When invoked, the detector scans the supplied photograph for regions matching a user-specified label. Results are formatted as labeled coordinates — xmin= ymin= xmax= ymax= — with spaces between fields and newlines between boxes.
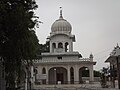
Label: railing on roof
xmin=33 ymin=58 xmax=91 ymax=63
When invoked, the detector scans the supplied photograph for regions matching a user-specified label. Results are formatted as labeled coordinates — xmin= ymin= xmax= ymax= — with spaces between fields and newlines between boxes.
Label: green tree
xmin=81 ymin=69 xmax=101 ymax=77
xmin=0 ymin=0 xmax=39 ymax=89
xmin=37 ymin=41 xmax=50 ymax=55
xmin=100 ymin=67 xmax=109 ymax=88
xmin=94 ymin=70 xmax=101 ymax=77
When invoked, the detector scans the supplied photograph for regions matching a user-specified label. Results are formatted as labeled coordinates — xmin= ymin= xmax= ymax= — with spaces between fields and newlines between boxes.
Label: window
xmin=57 ymin=57 xmax=62 ymax=60
xmin=58 ymin=42 xmax=63 ymax=48
xmin=42 ymin=68 xmax=46 ymax=74
xmin=65 ymin=42 xmax=69 ymax=52
xmin=52 ymin=43 xmax=56 ymax=48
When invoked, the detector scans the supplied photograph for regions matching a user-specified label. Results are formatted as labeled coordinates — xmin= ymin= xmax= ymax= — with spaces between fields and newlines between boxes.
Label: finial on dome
xmin=59 ymin=7 xmax=63 ymax=19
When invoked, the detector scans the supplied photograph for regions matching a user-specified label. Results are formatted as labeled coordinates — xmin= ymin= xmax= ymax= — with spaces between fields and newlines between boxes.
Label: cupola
xmin=51 ymin=7 xmax=72 ymax=35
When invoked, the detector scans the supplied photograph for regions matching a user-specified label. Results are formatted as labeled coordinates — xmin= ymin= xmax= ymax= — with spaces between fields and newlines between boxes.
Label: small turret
xmin=89 ymin=53 xmax=93 ymax=61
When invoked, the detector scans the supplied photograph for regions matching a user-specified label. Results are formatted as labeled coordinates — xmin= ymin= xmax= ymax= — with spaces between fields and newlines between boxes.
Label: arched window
xmin=52 ymin=43 xmax=56 ymax=48
xmin=52 ymin=43 xmax=56 ymax=52
xmin=58 ymin=42 xmax=63 ymax=48
xmin=65 ymin=42 xmax=69 ymax=52
xmin=42 ymin=68 xmax=46 ymax=74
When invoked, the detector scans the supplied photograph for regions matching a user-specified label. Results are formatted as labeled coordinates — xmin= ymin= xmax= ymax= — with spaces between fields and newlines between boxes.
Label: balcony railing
xmin=33 ymin=58 xmax=91 ymax=64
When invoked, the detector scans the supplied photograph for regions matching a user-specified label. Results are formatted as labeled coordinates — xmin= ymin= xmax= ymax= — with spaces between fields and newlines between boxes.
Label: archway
xmin=52 ymin=43 xmax=56 ymax=52
xmin=70 ymin=67 xmax=74 ymax=84
xmin=65 ymin=42 xmax=69 ymax=52
xmin=48 ymin=67 xmax=67 ymax=84
xmin=79 ymin=67 xmax=89 ymax=83
xmin=58 ymin=42 xmax=63 ymax=48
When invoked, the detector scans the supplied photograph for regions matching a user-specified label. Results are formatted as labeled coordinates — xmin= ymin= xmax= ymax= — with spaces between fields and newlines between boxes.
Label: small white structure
xmin=33 ymin=9 xmax=96 ymax=85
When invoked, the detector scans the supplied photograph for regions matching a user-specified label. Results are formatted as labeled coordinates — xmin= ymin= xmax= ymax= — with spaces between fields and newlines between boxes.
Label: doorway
xmin=48 ymin=67 xmax=67 ymax=84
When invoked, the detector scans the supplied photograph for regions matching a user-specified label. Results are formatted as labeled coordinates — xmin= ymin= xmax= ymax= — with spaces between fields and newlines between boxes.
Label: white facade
xmin=33 ymin=10 xmax=96 ymax=86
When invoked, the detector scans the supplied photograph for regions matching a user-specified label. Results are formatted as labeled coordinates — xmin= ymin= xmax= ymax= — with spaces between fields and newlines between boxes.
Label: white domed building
xmin=33 ymin=9 xmax=96 ymax=87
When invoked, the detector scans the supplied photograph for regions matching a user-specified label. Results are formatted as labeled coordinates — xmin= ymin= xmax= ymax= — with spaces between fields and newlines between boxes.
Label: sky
xmin=34 ymin=0 xmax=120 ymax=70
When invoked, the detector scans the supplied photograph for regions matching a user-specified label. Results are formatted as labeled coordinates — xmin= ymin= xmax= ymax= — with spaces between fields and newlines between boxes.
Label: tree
xmin=100 ymin=67 xmax=109 ymax=88
xmin=37 ymin=41 xmax=50 ymax=55
xmin=81 ymin=69 xmax=101 ymax=77
xmin=94 ymin=70 xmax=101 ymax=77
xmin=0 ymin=0 xmax=39 ymax=89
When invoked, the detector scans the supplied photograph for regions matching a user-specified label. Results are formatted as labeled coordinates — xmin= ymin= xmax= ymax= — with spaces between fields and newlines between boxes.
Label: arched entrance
xmin=70 ymin=67 xmax=74 ymax=84
xmin=48 ymin=67 xmax=67 ymax=84
xmin=79 ymin=67 xmax=89 ymax=83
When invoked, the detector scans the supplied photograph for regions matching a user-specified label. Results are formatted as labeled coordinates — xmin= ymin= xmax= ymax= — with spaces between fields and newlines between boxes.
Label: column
xmin=63 ymin=42 xmax=65 ymax=52
xmin=56 ymin=42 xmax=58 ymax=48
xmin=69 ymin=42 xmax=73 ymax=52
xmin=46 ymin=67 xmax=49 ymax=84
xmin=71 ymin=42 xmax=73 ymax=52
xmin=37 ymin=66 xmax=42 ymax=84
xmin=67 ymin=66 xmax=70 ymax=84
xmin=89 ymin=66 xmax=94 ymax=82
xmin=74 ymin=65 xmax=79 ymax=84
xmin=50 ymin=41 xmax=52 ymax=53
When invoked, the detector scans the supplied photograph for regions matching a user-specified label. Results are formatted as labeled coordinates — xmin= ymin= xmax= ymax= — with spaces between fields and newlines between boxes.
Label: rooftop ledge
xmin=33 ymin=58 xmax=96 ymax=65
xmin=41 ymin=51 xmax=80 ymax=55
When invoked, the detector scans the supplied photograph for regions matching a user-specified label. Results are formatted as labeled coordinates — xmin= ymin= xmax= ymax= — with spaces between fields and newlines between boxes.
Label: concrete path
xmin=33 ymin=82 xmax=120 ymax=90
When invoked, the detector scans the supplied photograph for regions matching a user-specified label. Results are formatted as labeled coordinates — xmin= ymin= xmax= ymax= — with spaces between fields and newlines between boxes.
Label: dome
xmin=51 ymin=9 xmax=72 ymax=34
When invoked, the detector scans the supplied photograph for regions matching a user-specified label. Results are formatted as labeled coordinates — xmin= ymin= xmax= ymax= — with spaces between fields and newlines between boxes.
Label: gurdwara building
xmin=33 ymin=10 xmax=96 ymax=86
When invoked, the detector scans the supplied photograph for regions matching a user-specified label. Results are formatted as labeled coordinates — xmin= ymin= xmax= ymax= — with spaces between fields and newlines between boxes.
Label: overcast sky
xmin=35 ymin=0 xmax=120 ymax=70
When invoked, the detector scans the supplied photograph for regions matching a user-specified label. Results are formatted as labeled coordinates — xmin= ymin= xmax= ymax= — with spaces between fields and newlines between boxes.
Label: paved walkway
xmin=33 ymin=82 xmax=119 ymax=90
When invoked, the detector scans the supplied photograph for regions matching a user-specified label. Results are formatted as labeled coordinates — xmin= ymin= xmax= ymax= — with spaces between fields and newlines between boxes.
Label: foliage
xmin=37 ymin=41 xmax=50 ymax=55
xmin=94 ymin=70 xmax=101 ymax=77
xmin=100 ymin=67 xmax=109 ymax=88
xmin=0 ymin=0 xmax=39 ymax=89
xmin=82 ymin=70 xmax=89 ymax=77
xmin=81 ymin=69 xmax=101 ymax=77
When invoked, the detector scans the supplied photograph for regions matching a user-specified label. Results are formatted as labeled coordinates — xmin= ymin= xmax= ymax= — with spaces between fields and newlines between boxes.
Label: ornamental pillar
xmin=67 ymin=66 xmax=70 ymax=84
xmin=56 ymin=42 xmax=58 ymax=48
xmin=74 ymin=65 xmax=79 ymax=84
xmin=69 ymin=42 xmax=73 ymax=52
xmin=89 ymin=66 xmax=94 ymax=82
xmin=50 ymin=41 xmax=52 ymax=53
